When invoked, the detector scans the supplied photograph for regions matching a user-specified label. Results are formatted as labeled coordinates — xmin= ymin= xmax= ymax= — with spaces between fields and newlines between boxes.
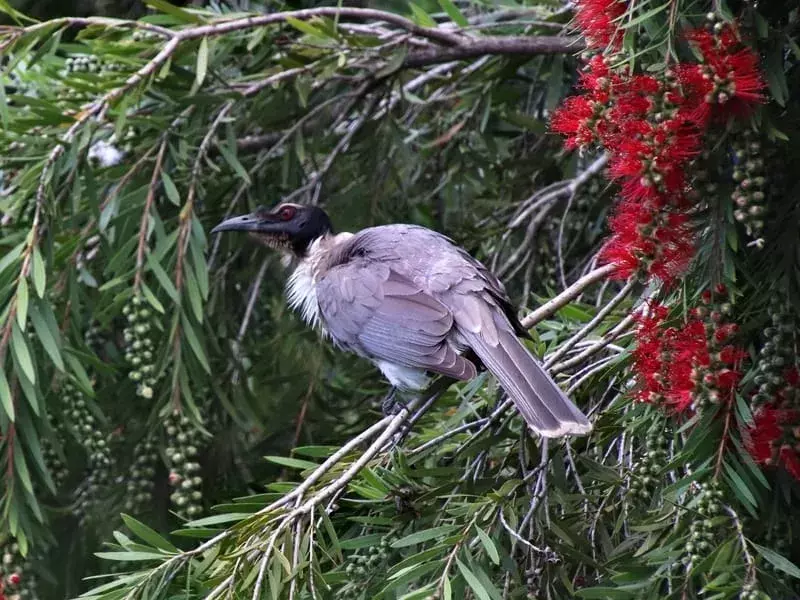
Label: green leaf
xmin=16 ymin=278 xmax=28 ymax=329
xmin=13 ymin=441 xmax=34 ymax=494
xmin=217 ymin=143 xmax=251 ymax=184
xmin=408 ymin=2 xmax=437 ymax=27
xmin=144 ymin=0 xmax=205 ymax=23
xmin=95 ymin=551 xmax=167 ymax=561
xmin=264 ymin=456 xmax=318 ymax=470
xmin=285 ymin=16 xmax=327 ymax=38
xmin=436 ymin=0 xmax=467 ymax=26
xmin=11 ymin=322 xmax=35 ymax=384
xmin=474 ymin=527 xmax=500 ymax=565
xmin=443 ymin=577 xmax=452 ymax=600
xmin=29 ymin=303 xmax=64 ymax=371
xmin=392 ymin=525 xmax=461 ymax=548
xmin=575 ymin=588 xmax=636 ymax=599
xmin=752 ymin=543 xmax=800 ymax=579
xmin=181 ymin=313 xmax=210 ymax=374
xmin=184 ymin=513 xmax=250 ymax=527
xmin=121 ymin=514 xmax=179 ymax=553
xmin=0 ymin=369 xmax=14 ymax=422
xmin=141 ymin=282 xmax=166 ymax=314
xmin=455 ymin=558 xmax=492 ymax=600
xmin=161 ymin=172 xmax=181 ymax=206
xmin=146 ymin=252 xmax=179 ymax=303
xmin=31 ymin=247 xmax=46 ymax=298
xmin=196 ymin=37 xmax=209 ymax=88
xmin=0 ymin=242 xmax=24 ymax=277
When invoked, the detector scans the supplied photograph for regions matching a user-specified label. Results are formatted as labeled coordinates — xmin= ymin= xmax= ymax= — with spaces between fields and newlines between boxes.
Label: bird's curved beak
xmin=211 ymin=213 xmax=278 ymax=234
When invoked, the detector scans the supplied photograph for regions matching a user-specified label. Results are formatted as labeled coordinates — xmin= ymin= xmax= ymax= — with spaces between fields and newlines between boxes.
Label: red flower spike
xmin=574 ymin=0 xmax=627 ymax=50
xmin=746 ymin=408 xmax=800 ymax=482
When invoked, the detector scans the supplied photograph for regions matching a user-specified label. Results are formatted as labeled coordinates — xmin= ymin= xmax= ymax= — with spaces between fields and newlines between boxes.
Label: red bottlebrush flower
xmin=550 ymin=95 xmax=601 ymax=150
xmin=574 ymin=0 xmax=627 ymax=50
xmin=631 ymin=303 xmax=672 ymax=403
xmin=680 ymin=24 xmax=766 ymax=124
xmin=746 ymin=407 xmax=800 ymax=481
xmin=599 ymin=197 xmax=695 ymax=283
xmin=6 ymin=574 xmax=20 ymax=586
xmin=780 ymin=445 xmax=800 ymax=481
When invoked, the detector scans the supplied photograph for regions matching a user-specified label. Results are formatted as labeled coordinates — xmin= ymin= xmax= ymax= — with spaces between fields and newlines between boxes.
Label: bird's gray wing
xmin=316 ymin=260 xmax=476 ymax=381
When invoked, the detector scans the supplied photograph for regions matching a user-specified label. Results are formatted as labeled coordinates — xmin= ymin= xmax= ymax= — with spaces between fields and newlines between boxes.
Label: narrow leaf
xmin=475 ymin=527 xmax=500 ymax=565
xmin=31 ymin=247 xmax=46 ymax=297
xmin=752 ymin=543 xmax=800 ymax=579
xmin=196 ymin=37 xmax=209 ymax=88
xmin=121 ymin=514 xmax=179 ymax=553
xmin=392 ymin=525 xmax=460 ymax=548
xmin=16 ymin=279 xmax=28 ymax=329
xmin=146 ymin=252 xmax=179 ymax=303
xmin=161 ymin=172 xmax=181 ymax=206
xmin=0 ymin=369 xmax=14 ymax=422
xmin=436 ymin=0 xmax=467 ymax=26
xmin=456 ymin=558 xmax=492 ymax=600
xmin=11 ymin=322 xmax=35 ymax=384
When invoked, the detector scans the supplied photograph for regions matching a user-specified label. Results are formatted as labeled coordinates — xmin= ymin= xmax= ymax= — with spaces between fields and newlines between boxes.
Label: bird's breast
xmin=286 ymin=262 xmax=323 ymax=330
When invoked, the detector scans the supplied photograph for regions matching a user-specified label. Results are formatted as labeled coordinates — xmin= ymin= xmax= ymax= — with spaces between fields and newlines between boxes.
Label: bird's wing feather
xmin=317 ymin=262 xmax=476 ymax=381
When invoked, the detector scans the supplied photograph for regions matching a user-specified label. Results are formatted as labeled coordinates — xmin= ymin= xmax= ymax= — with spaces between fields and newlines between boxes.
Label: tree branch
xmin=403 ymin=35 xmax=584 ymax=67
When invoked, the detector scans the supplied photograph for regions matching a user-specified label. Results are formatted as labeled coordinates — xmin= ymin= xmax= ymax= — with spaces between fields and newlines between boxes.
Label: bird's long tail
xmin=462 ymin=320 xmax=592 ymax=438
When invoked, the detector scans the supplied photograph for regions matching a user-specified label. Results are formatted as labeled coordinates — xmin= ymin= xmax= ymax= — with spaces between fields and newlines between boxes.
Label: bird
xmin=212 ymin=203 xmax=592 ymax=438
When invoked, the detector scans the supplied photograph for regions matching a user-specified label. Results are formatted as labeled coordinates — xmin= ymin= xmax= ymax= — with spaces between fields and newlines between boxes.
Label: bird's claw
xmin=381 ymin=387 xmax=407 ymax=416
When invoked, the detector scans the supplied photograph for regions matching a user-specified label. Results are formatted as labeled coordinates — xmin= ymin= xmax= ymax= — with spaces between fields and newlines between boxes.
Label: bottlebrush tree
xmin=0 ymin=0 xmax=798 ymax=599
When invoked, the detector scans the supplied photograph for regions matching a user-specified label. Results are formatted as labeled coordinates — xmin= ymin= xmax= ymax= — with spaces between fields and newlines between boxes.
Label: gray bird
xmin=212 ymin=203 xmax=591 ymax=438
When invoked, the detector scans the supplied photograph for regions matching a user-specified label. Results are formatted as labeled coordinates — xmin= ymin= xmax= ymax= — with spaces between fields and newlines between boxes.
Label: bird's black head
xmin=211 ymin=203 xmax=334 ymax=257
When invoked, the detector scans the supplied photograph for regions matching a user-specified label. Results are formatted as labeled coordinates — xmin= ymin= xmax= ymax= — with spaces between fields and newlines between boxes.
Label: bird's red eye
xmin=279 ymin=205 xmax=296 ymax=221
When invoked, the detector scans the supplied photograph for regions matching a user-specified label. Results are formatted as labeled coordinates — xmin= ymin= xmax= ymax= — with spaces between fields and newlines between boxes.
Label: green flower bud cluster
xmin=752 ymin=295 xmax=798 ymax=410
xmin=132 ymin=30 xmax=160 ymax=42
xmin=84 ymin=320 xmax=104 ymax=355
xmin=731 ymin=130 xmax=767 ymax=241
xmin=122 ymin=295 xmax=159 ymax=400
xmin=41 ymin=430 xmax=69 ymax=492
xmin=739 ymin=582 xmax=769 ymax=600
xmin=164 ymin=412 xmax=204 ymax=519
xmin=65 ymin=55 xmax=101 ymax=73
xmin=1 ymin=541 xmax=38 ymax=599
xmin=123 ymin=438 xmax=159 ymax=515
xmin=341 ymin=535 xmax=395 ymax=598
xmin=680 ymin=481 xmax=724 ymax=568
xmin=628 ymin=424 xmax=670 ymax=501
xmin=61 ymin=380 xmax=113 ymax=470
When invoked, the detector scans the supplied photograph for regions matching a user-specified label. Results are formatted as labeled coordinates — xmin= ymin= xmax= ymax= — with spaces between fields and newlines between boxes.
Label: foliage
xmin=0 ymin=0 xmax=797 ymax=599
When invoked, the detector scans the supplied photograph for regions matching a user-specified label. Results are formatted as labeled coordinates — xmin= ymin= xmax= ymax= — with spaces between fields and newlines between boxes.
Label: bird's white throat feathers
xmin=286 ymin=233 xmax=353 ymax=330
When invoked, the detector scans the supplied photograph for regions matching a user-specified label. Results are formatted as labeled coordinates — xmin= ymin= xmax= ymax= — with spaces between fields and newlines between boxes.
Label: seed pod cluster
xmin=731 ymin=130 xmax=767 ymax=241
xmin=0 ymin=541 xmax=37 ymax=600
xmin=752 ymin=295 xmax=798 ymax=410
xmin=84 ymin=320 xmax=104 ymax=355
xmin=132 ymin=30 xmax=160 ymax=42
xmin=122 ymin=295 xmax=159 ymax=401
xmin=61 ymin=380 xmax=112 ymax=470
xmin=628 ymin=423 xmax=669 ymax=501
xmin=738 ymin=583 xmax=769 ymax=600
xmin=680 ymin=481 xmax=723 ymax=568
xmin=65 ymin=55 xmax=100 ymax=73
xmin=689 ymin=284 xmax=742 ymax=411
xmin=341 ymin=534 xmax=395 ymax=597
xmin=123 ymin=438 xmax=159 ymax=515
xmin=164 ymin=412 xmax=204 ymax=519
xmin=41 ymin=430 xmax=69 ymax=492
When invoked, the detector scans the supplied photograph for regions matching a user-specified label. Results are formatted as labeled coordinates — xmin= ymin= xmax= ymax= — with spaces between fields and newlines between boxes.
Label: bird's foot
xmin=381 ymin=387 xmax=407 ymax=417
xmin=381 ymin=388 xmax=414 ymax=446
